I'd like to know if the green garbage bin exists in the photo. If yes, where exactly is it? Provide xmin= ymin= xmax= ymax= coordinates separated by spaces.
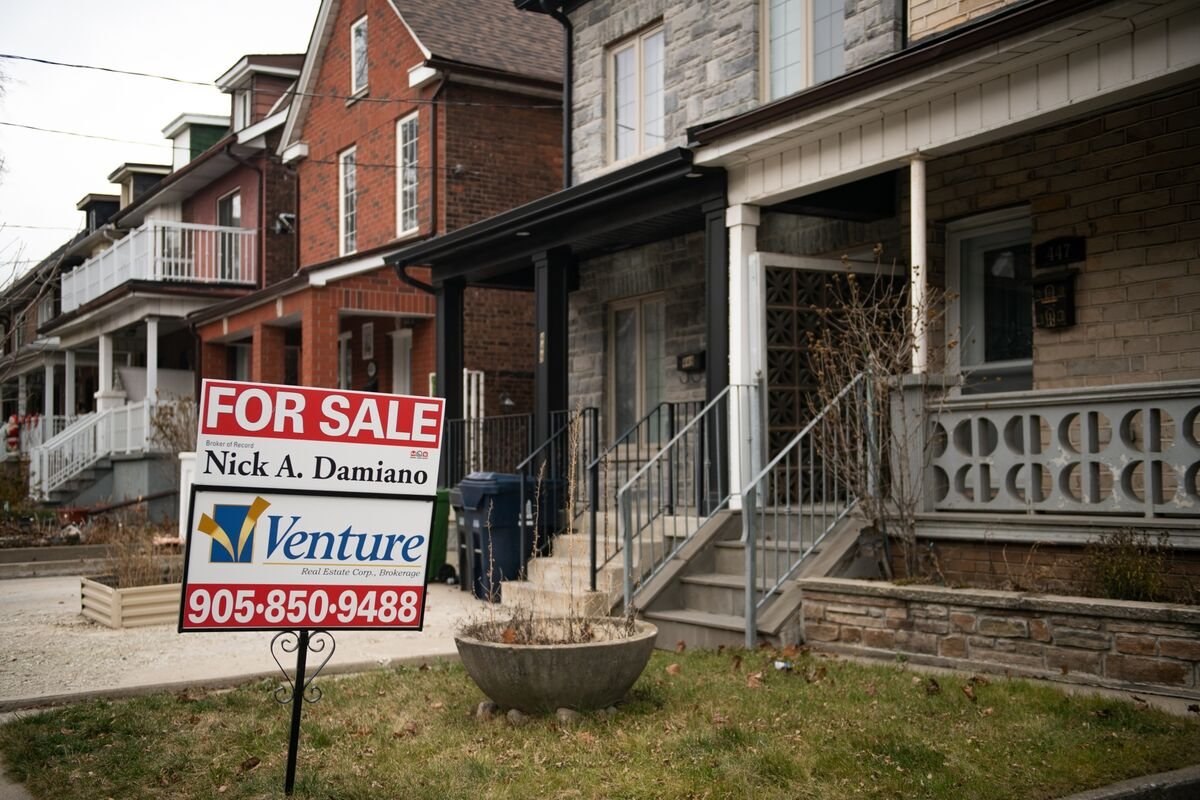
xmin=426 ymin=488 xmax=450 ymax=583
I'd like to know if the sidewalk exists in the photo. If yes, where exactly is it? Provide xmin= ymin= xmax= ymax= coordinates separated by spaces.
xmin=0 ymin=576 xmax=486 ymax=710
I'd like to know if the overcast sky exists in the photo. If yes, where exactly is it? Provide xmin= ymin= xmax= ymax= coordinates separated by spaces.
xmin=0 ymin=0 xmax=320 ymax=286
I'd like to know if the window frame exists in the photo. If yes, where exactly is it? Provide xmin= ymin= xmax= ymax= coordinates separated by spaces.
xmin=607 ymin=293 xmax=667 ymax=440
xmin=338 ymin=146 xmax=357 ymax=256
xmin=396 ymin=111 xmax=419 ymax=236
xmin=350 ymin=15 xmax=369 ymax=95
xmin=762 ymin=0 xmax=846 ymax=102
xmin=607 ymin=24 xmax=666 ymax=164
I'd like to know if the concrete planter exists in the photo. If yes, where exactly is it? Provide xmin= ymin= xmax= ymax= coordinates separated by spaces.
xmin=455 ymin=619 xmax=658 ymax=713
xmin=80 ymin=577 xmax=181 ymax=629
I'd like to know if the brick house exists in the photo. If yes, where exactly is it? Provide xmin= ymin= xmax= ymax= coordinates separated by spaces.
xmin=190 ymin=0 xmax=562 ymax=474
xmin=389 ymin=0 xmax=1200 ymax=660
xmin=25 ymin=55 xmax=305 ymax=514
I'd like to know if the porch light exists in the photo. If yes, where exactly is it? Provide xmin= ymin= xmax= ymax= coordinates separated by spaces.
xmin=515 ymin=230 xmax=531 ymax=237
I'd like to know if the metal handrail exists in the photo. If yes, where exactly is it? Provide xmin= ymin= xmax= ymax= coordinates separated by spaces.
xmin=441 ymin=412 xmax=533 ymax=488
xmin=741 ymin=373 xmax=868 ymax=647
xmin=587 ymin=400 xmax=702 ymax=591
xmin=618 ymin=384 xmax=758 ymax=609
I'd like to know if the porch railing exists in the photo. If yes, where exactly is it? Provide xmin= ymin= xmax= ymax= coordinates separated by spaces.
xmin=588 ymin=401 xmax=703 ymax=591
xmin=61 ymin=220 xmax=257 ymax=312
xmin=619 ymin=384 xmax=758 ymax=609
xmin=16 ymin=415 xmax=74 ymax=454
xmin=929 ymin=380 xmax=1200 ymax=518
xmin=29 ymin=401 xmax=161 ymax=498
xmin=742 ymin=373 xmax=866 ymax=646
xmin=441 ymin=413 xmax=533 ymax=488
xmin=516 ymin=408 xmax=599 ymax=572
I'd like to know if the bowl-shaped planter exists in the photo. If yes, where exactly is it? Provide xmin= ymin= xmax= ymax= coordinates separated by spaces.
xmin=455 ymin=618 xmax=657 ymax=713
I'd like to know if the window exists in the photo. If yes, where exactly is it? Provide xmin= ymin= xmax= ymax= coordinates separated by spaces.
xmin=339 ymin=147 xmax=357 ymax=255
xmin=765 ymin=0 xmax=845 ymax=101
xmin=338 ymin=332 xmax=352 ymax=390
xmin=609 ymin=26 xmax=665 ymax=162
xmin=350 ymin=16 xmax=368 ymax=94
xmin=217 ymin=190 xmax=242 ymax=280
xmin=397 ymin=113 xmax=419 ymax=235
xmin=609 ymin=296 xmax=665 ymax=437
xmin=234 ymin=90 xmax=252 ymax=130
xmin=947 ymin=210 xmax=1033 ymax=394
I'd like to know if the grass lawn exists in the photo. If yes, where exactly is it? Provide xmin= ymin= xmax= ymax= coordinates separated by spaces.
xmin=2 ymin=647 xmax=1198 ymax=799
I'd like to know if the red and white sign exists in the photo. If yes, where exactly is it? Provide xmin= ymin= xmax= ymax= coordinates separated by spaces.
xmin=196 ymin=380 xmax=444 ymax=496
xmin=181 ymin=381 xmax=444 ymax=633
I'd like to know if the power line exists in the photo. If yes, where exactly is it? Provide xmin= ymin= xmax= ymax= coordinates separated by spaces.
xmin=0 ymin=52 xmax=561 ymax=109
xmin=1 ymin=224 xmax=81 ymax=231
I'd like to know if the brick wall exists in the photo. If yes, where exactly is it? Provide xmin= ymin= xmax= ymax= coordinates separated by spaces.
xmin=800 ymin=577 xmax=1200 ymax=698
xmin=182 ymin=164 xmax=259 ymax=229
xmin=907 ymin=0 xmax=1023 ymax=41
xmin=568 ymin=231 xmax=707 ymax=440
xmin=463 ymin=287 xmax=535 ymax=416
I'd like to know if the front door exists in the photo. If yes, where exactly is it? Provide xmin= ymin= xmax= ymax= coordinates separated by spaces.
xmin=609 ymin=295 xmax=665 ymax=442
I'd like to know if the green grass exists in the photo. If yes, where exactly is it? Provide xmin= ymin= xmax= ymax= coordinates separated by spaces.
xmin=2 ymin=648 xmax=1198 ymax=799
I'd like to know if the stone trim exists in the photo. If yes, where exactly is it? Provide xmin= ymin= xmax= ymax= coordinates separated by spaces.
xmin=798 ymin=577 xmax=1200 ymax=699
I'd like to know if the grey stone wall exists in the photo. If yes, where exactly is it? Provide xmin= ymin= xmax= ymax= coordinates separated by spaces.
xmin=845 ymin=0 xmax=905 ymax=71
xmin=569 ymin=231 xmax=708 ymax=441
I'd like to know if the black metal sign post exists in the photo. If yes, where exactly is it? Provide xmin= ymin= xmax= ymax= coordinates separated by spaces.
xmin=271 ymin=630 xmax=336 ymax=795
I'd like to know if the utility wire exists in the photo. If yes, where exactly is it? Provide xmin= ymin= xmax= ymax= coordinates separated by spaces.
xmin=0 ymin=52 xmax=561 ymax=109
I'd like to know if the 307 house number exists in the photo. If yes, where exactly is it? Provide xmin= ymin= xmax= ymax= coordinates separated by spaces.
xmin=184 ymin=586 xmax=420 ymax=627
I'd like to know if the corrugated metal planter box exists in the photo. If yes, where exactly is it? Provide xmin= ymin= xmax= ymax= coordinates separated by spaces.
xmin=80 ymin=577 xmax=181 ymax=629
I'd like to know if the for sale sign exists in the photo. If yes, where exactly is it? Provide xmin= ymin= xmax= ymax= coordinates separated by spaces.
xmin=180 ymin=380 xmax=445 ymax=633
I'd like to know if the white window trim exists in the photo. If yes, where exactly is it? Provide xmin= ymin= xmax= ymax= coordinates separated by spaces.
xmin=338 ymin=331 xmax=353 ymax=390
xmin=945 ymin=207 xmax=1033 ymax=389
xmin=338 ymin=146 xmax=357 ymax=256
xmin=396 ymin=112 xmax=419 ymax=237
xmin=760 ymin=0 xmax=845 ymax=102
xmin=350 ymin=15 xmax=369 ymax=95
xmin=216 ymin=188 xmax=242 ymax=227
xmin=607 ymin=24 xmax=665 ymax=165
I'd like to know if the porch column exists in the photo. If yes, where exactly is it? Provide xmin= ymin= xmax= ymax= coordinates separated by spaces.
xmin=43 ymin=362 xmax=55 ymax=418
xmin=65 ymin=350 xmax=76 ymax=417
xmin=17 ymin=374 xmax=26 ymax=417
xmin=533 ymin=248 xmax=570 ymax=449
xmin=910 ymin=156 xmax=928 ymax=374
xmin=145 ymin=318 xmax=159 ymax=402
xmin=726 ymin=204 xmax=761 ymax=510
xmin=95 ymin=333 xmax=125 ymax=412
xmin=435 ymin=279 xmax=464 ymax=487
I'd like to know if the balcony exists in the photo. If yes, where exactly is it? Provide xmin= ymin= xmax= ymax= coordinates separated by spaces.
xmin=61 ymin=221 xmax=256 ymax=313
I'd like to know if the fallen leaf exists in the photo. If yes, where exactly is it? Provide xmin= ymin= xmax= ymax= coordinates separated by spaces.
xmin=240 ymin=757 xmax=260 ymax=772
xmin=747 ymin=672 xmax=765 ymax=689
xmin=925 ymin=678 xmax=941 ymax=696
xmin=418 ymin=663 xmax=430 ymax=671
xmin=711 ymin=712 xmax=729 ymax=727
xmin=865 ymin=683 xmax=877 ymax=697
xmin=430 ymin=702 xmax=444 ymax=710
xmin=731 ymin=655 xmax=743 ymax=671
xmin=1091 ymin=708 xmax=1113 ymax=719
xmin=394 ymin=721 xmax=419 ymax=738
xmin=806 ymin=666 xmax=827 ymax=684
xmin=501 ymin=628 xmax=518 ymax=645
xmin=969 ymin=675 xmax=990 ymax=686
xmin=961 ymin=684 xmax=976 ymax=703
xmin=675 ymin=640 xmax=687 ymax=653
xmin=666 ymin=663 xmax=682 ymax=676
xmin=217 ymin=786 xmax=228 ymax=795
xmin=982 ymin=707 xmax=994 ymax=717
xmin=577 ymin=731 xmax=597 ymax=745
xmin=1131 ymin=695 xmax=1148 ymax=709
xmin=912 ymin=676 xmax=923 ymax=686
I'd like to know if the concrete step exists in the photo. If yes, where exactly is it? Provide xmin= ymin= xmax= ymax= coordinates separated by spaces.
xmin=679 ymin=573 xmax=776 ymax=617
xmin=526 ymin=556 xmax=624 ymax=593
xmin=498 ymin=580 xmax=616 ymax=617
xmin=712 ymin=540 xmax=819 ymax=582
xmin=643 ymin=608 xmax=748 ymax=651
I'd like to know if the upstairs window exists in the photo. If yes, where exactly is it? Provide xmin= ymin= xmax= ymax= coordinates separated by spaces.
xmin=609 ymin=25 xmax=665 ymax=162
xmin=766 ymin=0 xmax=845 ymax=100
xmin=397 ymin=113 xmax=419 ymax=235
xmin=339 ymin=147 xmax=357 ymax=255
xmin=350 ymin=16 xmax=369 ymax=94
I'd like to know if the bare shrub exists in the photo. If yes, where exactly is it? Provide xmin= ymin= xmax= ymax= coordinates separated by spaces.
xmin=1083 ymin=528 xmax=1173 ymax=603
xmin=87 ymin=506 xmax=182 ymax=588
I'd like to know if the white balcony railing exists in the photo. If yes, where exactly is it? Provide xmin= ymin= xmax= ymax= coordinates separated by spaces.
xmin=61 ymin=221 xmax=256 ymax=312
xmin=16 ymin=414 xmax=74 ymax=454
xmin=929 ymin=380 xmax=1200 ymax=518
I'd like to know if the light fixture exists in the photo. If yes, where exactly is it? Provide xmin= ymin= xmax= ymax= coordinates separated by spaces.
xmin=515 ymin=230 xmax=531 ymax=237
xmin=685 ymin=171 xmax=703 ymax=178
xmin=500 ymin=392 xmax=516 ymax=410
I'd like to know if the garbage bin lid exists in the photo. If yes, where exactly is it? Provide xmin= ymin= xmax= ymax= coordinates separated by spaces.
xmin=457 ymin=472 xmax=524 ymax=510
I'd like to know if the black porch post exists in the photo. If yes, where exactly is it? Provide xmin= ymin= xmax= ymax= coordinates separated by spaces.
xmin=703 ymin=200 xmax=730 ymax=509
xmin=436 ymin=279 xmax=464 ymax=486
xmin=533 ymin=248 xmax=570 ymax=448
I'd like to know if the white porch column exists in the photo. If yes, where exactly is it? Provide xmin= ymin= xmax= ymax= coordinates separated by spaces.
xmin=95 ymin=333 xmax=125 ymax=412
xmin=145 ymin=318 xmax=159 ymax=403
xmin=910 ymin=156 xmax=928 ymax=374
xmin=727 ymin=203 xmax=762 ymax=510
xmin=64 ymin=350 xmax=76 ymax=417
xmin=17 ymin=374 xmax=26 ymax=417
xmin=43 ymin=362 xmax=54 ymax=418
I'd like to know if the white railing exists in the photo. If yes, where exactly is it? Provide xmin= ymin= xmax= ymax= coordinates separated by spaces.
xmin=29 ymin=401 xmax=161 ymax=498
xmin=61 ymin=221 xmax=256 ymax=312
xmin=17 ymin=415 xmax=75 ymax=453
xmin=929 ymin=380 xmax=1200 ymax=518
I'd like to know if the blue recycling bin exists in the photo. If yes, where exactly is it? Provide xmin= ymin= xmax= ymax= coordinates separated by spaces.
xmin=457 ymin=472 xmax=529 ymax=602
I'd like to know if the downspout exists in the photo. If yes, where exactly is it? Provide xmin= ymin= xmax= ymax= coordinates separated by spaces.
xmin=539 ymin=0 xmax=573 ymax=189
xmin=223 ymin=143 xmax=266 ymax=289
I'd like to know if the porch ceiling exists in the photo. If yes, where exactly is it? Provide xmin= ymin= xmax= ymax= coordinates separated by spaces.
xmin=384 ymin=148 xmax=726 ymax=288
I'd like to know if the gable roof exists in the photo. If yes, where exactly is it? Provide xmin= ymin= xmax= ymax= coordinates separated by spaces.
xmin=281 ymin=0 xmax=562 ymax=153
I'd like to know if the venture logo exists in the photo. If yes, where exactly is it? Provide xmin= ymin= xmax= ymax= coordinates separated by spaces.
xmin=198 ymin=496 xmax=271 ymax=563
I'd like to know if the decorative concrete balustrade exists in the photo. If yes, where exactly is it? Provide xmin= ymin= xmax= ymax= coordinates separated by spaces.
xmin=926 ymin=381 xmax=1200 ymax=519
